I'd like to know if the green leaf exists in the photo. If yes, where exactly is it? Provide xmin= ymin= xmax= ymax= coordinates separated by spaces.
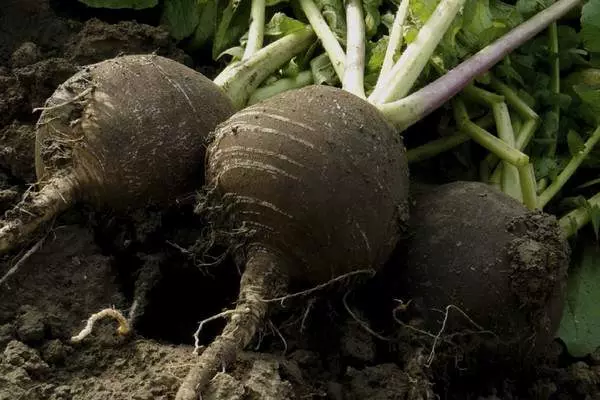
xmin=310 ymin=52 xmax=339 ymax=85
xmin=534 ymin=156 xmax=560 ymax=180
xmin=586 ymin=201 xmax=600 ymax=239
xmin=573 ymin=84 xmax=600 ymax=125
xmin=77 ymin=0 xmax=157 ymax=9
xmin=363 ymin=0 xmax=383 ymax=38
xmin=189 ymin=0 xmax=220 ymax=49
xmin=216 ymin=46 xmax=245 ymax=61
xmin=557 ymin=241 xmax=600 ymax=357
xmin=212 ymin=0 xmax=252 ymax=60
xmin=567 ymin=129 xmax=585 ymax=156
xmin=581 ymin=0 xmax=600 ymax=53
xmin=161 ymin=0 xmax=199 ymax=41
xmin=365 ymin=37 xmax=389 ymax=74
xmin=316 ymin=0 xmax=347 ymax=42
xmin=515 ymin=0 xmax=553 ymax=17
xmin=265 ymin=13 xmax=306 ymax=36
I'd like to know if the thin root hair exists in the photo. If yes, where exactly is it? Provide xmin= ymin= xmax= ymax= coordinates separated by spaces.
xmin=32 ymin=86 xmax=94 ymax=113
xmin=342 ymin=290 xmax=393 ymax=341
xmin=192 ymin=309 xmax=248 ymax=355
xmin=268 ymin=319 xmax=288 ymax=355
xmin=261 ymin=269 xmax=376 ymax=306
xmin=0 ymin=235 xmax=47 ymax=287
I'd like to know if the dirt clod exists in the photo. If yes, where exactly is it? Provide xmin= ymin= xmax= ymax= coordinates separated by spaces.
xmin=64 ymin=18 xmax=189 ymax=66
xmin=205 ymin=373 xmax=245 ymax=400
xmin=16 ymin=306 xmax=46 ymax=343
xmin=0 ymin=122 xmax=36 ymax=182
xmin=340 ymin=316 xmax=376 ymax=364
xmin=11 ymin=41 xmax=42 ymax=68
xmin=344 ymin=363 xmax=410 ymax=400
xmin=2 ymin=340 xmax=50 ymax=377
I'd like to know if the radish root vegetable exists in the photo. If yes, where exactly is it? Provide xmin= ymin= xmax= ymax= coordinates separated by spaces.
xmin=0 ymin=54 xmax=235 ymax=255
xmin=176 ymin=1 xmax=582 ymax=397
xmin=0 ymin=27 xmax=316 ymax=256
xmin=395 ymin=181 xmax=569 ymax=366
xmin=175 ymin=85 xmax=410 ymax=400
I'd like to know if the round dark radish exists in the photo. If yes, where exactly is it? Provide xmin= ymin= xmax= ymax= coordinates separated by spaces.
xmin=0 ymin=54 xmax=235 ymax=253
xmin=0 ymin=28 xmax=316 ymax=255
xmin=395 ymin=181 xmax=569 ymax=366
xmin=175 ymin=85 xmax=410 ymax=399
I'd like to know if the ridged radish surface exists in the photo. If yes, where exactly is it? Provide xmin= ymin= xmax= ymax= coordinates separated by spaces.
xmin=206 ymin=85 xmax=410 ymax=283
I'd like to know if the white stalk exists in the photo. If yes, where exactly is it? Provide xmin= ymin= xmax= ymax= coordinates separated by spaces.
xmin=298 ymin=0 xmax=346 ymax=80
xmin=243 ymin=0 xmax=266 ymax=60
xmin=342 ymin=0 xmax=366 ymax=98
xmin=374 ymin=0 xmax=409 ymax=91
xmin=368 ymin=0 xmax=466 ymax=104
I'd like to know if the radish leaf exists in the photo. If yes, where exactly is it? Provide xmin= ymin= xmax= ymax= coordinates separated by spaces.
xmin=557 ymin=240 xmax=600 ymax=357
xmin=581 ymin=0 xmax=600 ymax=53
xmin=161 ymin=0 xmax=200 ymax=40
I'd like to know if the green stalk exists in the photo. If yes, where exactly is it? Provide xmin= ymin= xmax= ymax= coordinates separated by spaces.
xmin=407 ymin=134 xmax=469 ymax=163
xmin=377 ymin=0 xmax=582 ymax=132
xmin=493 ymin=102 xmax=523 ymax=202
xmin=559 ymin=191 xmax=600 ymax=238
xmin=462 ymin=85 xmax=505 ymax=105
xmin=298 ymin=0 xmax=346 ymax=80
xmin=489 ymin=77 xmax=540 ymax=150
xmin=375 ymin=0 xmax=409 ymax=90
xmin=243 ymin=0 xmax=266 ymax=60
xmin=537 ymin=178 xmax=548 ymax=193
xmin=343 ymin=0 xmax=366 ymax=98
xmin=368 ymin=0 xmax=466 ymax=104
xmin=248 ymin=71 xmax=314 ymax=105
xmin=453 ymin=98 xmax=529 ymax=167
xmin=538 ymin=125 xmax=600 ymax=208
xmin=547 ymin=21 xmax=560 ymax=157
xmin=519 ymin=163 xmax=538 ymax=210
xmin=214 ymin=27 xmax=316 ymax=110
xmin=481 ymin=79 xmax=540 ymax=182
xmin=407 ymin=114 xmax=495 ymax=163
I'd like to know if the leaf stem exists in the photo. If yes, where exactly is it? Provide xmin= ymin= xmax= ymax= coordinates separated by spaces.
xmin=519 ymin=163 xmax=538 ymax=210
xmin=406 ymin=114 xmax=494 ymax=163
xmin=248 ymin=71 xmax=314 ymax=105
xmin=452 ymin=98 xmax=529 ymax=167
xmin=559 ymin=191 xmax=600 ymax=238
xmin=343 ymin=0 xmax=366 ymax=98
xmin=538 ymin=125 xmax=600 ymax=208
xmin=369 ymin=0 xmax=466 ymax=104
xmin=547 ymin=21 xmax=560 ymax=157
xmin=376 ymin=0 xmax=582 ymax=132
xmin=375 ymin=0 xmax=409 ymax=89
xmin=243 ymin=0 xmax=266 ymax=60
xmin=298 ymin=0 xmax=346 ymax=80
xmin=214 ymin=27 xmax=315 ymax=109
xmin=493 ymin=101 xmax=523 ymax=202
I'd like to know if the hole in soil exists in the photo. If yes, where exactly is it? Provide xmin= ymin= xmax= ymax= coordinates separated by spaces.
xmin=90 ymin=204 xmax=243 ymax=346
xmin=134 ymin=253 xmax=241 ymax=345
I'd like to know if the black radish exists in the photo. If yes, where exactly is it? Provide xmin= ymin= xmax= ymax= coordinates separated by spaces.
xmin=396 ymin=181 xmax=569 ymax=364
xmin=175 ymin=0 xmax=581 ymax=397
xmin=0 ymin=26 xmax=315 ymax=255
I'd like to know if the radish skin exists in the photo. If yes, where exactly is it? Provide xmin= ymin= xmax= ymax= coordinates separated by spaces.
xmin=175 ymin=1 xmax=584 ymax=397
xmin=175 ymin=85 xmax=410 ymax=399
xmin=0 ymin=27 xmax=316 ymax=255
xmin=0 ymin=55 xmax=234 ymax=254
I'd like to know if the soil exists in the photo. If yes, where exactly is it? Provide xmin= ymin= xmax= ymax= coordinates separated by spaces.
xmin=0 ymin=1 xmax=599 ymax=399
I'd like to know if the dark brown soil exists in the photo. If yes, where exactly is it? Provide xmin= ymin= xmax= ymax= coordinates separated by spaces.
xmin=0 ymin=1 xmax=599 ymax=399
